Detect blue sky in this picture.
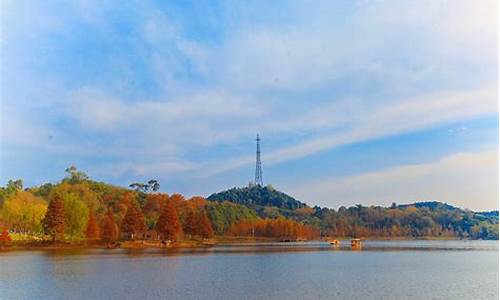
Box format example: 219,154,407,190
1,0,498,210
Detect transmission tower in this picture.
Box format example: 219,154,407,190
254,134,263,186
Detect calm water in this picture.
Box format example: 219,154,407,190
0,240,498,300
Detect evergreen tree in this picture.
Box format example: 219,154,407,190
86,209,100,239
43,196,65,241
121,202,146,239
101,209,118,243
156,200,182,241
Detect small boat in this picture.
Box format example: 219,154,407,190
351,238,362,249
329,239,340,246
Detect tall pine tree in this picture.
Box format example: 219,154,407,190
156,200,182,241
43,196,65,241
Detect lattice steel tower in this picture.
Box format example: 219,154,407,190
254,134,263,186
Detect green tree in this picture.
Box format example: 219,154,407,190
61,194,89,238
0,179,23,206
64,166,89,184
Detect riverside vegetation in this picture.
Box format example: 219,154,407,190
0,166,498,249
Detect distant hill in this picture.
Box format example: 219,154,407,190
474,210,499,221
397,201,458,211
207,185,307,210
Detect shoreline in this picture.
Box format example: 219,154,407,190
0,236,479,252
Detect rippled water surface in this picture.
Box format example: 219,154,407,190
0,240,498,300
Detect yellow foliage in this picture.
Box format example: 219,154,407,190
1,191,47,234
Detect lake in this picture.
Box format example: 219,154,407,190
0,240,498,300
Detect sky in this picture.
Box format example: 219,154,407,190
1,0,498,211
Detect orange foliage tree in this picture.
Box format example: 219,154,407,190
182,209,197,236
156,200,183,241
101,209,118,243
86,209,100,239
195,210,214,238
121,202,146,239
229,218,319,240
144,193,169,213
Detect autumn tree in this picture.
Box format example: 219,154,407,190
43,196,65,241
144,193,169,229
156,200,182,241
116,191,136,220
1,191,47,234
182,209,197,236
0,179,23,206
101,209,118,243
121,202,146,239
86,209,100,239
48,182,94,238
0,229,12,248
195,210,214,239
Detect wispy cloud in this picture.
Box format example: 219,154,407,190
201,87,497,176
1,1,497,209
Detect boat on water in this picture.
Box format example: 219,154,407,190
328,239,340,246
351,238,362,249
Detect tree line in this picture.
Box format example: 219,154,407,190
0,167,498,245
0,167,315,244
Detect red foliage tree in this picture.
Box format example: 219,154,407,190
86,209,100,239
182,209,197,236
228,218,319,240
101,209,118,243
195,210,214,239
121,202,147,239
43,196,65,241
144,193,168,214
0,229,12,247
156,200,182,241
187,196,207,209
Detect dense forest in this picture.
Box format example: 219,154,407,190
0,167,498,247
210,185,498,240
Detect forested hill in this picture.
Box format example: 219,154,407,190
207,185,499,240
207,185,307,210
0,169,498,242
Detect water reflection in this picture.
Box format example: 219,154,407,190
0,240,498,300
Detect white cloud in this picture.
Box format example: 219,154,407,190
89,159,196,178
202,86,497,175
1,0,497,203
288,151,498,211
211,0,497,92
